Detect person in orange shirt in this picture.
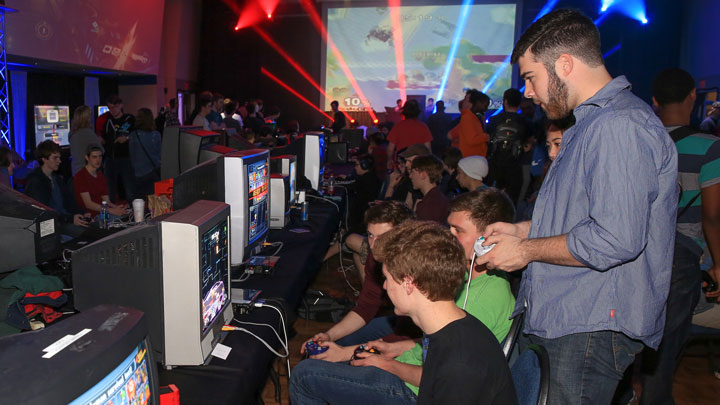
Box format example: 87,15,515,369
449,89,491,157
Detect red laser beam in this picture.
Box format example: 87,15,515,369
253,26,352,121
261,67,334,122
299,0,378,122
389,0,406,102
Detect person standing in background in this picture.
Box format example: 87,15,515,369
129,108,162,200
70,105,103,176
96,94,135,202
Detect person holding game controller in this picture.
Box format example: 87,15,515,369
476,9,678,404
291,190,517,404
24,140,92,239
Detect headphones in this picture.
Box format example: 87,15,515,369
356,154,374,171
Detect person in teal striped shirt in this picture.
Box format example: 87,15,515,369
632,68,720,404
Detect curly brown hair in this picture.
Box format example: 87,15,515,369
373,220,466,302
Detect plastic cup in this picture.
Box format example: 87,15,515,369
132,199,145,223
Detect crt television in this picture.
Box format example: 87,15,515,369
0,183,60,273
269,174,290,229
172,149,270,265
33,105,70,146
273,133,324,190
0,304,159,405
270,154,297,203
72,200,233,367
159,125,202,180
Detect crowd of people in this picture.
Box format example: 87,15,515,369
293,8,720,405
0,6,718,404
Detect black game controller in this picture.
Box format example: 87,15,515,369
351,344,381,360
305,340,329,356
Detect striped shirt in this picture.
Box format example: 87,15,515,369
670,126,720,252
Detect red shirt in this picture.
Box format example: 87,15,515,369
415,186,450,225
73,167,109,215
387,118,432,153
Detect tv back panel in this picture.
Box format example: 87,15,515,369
33,105,70,146
0,183,60,273
270,174,290,229
179,129,221,174
0,304,159,405
303,132,325,190
72,200,233,367
161,125,202,180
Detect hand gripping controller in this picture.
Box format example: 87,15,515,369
473,236,496,257
305,340,329,355
351,344,381,360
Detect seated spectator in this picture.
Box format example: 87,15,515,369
439,147,463,197
192,94,213,130
409,155,450,224
382,144,429,208
700,101,720,135
207,93,225,130
222,101,242,132
129,108,162,200
24,140,90,237
309,201,416,359
74,145,127,217
456,155,490,192
347,154,382,234
244,101,265,134
69,105,104,176
0,145,14,187
291,189,517,404
386,100,432,168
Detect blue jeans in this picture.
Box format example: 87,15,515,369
519,330,644,404
637,242,701,405
337,316,396,346
290,359,416,405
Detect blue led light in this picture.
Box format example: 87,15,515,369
435,0,473,105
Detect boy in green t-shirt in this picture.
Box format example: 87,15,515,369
290,189,516,403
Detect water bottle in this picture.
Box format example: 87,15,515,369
100,201,109,229
328,175,335,196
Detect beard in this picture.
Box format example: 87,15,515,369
542,67,572,120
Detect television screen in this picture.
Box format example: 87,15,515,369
289,160,297,203
69,340,154,405
33,105,70,146
247,159,269,244
201,219,230,333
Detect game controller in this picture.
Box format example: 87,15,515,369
305,340,329,355
351,344,381,360
473,236,496,257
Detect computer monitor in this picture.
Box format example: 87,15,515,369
160,125,202,180
72,200,234,367
172,149,270,265
97,105,109,117
33,105,70,146
0,304,159,404
0,183,61,273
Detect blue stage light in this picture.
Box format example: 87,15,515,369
599,0,649,25
435,0,473,105
603,43,622,58
600,0,615,13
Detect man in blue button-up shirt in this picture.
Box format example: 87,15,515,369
477,9,677,404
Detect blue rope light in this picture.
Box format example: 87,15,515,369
435,0,473,106
0,12,11,147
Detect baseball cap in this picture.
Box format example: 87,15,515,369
457,156,489,180
398,144,431,159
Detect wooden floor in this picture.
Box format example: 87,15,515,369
260,253,720,404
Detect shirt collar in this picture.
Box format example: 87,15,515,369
575,75,632,111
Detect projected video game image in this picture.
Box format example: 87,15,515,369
247,160,269,242
324,4,516,113
201,220,229,333
34,105,70,146
69,340,153,405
